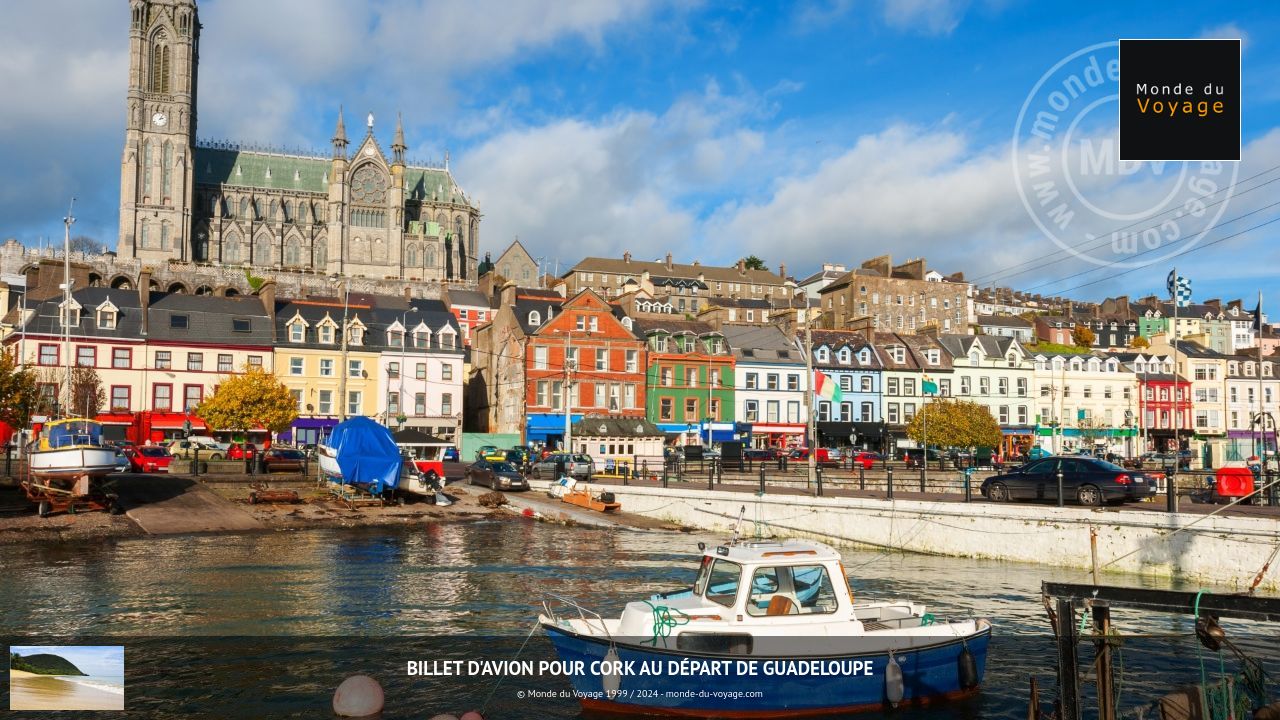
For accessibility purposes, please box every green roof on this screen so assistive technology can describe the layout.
[195,147,329,194]
[402,166,460,203]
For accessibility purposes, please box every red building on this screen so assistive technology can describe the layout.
[1138,372,1192,452]
[443,288,492,348]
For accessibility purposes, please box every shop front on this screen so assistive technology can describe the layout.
[1000,426,1036,459]
[525,413,583,449]
[748,422,806,450]
[281,418,338,447]
[815,421,885,452]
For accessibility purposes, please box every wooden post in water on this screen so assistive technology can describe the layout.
[1094,603,1115,720]
[1054,597,1080,720]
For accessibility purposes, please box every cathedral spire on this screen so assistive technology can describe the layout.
[332,106,348,159]
[392,112,406,165]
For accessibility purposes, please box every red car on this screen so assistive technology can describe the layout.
[126,445,174,473]
[788,447,843,468]
[850,451,879,470]
[227,443,258,460]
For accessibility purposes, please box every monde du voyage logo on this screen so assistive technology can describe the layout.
[1120,38,1241,162]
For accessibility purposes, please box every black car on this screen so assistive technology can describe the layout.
[465,460,530,491]
[743,448,779,462]
[981,456,1158,506]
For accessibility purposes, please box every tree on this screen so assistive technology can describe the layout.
[1071,324,1096,348]
[194,366,298,435]
[69,235,107,255]
[0,348,39,429]
[70,365,105,418]
[1129,335,1150,349]
[906,399,1002,451]
[741,255,768,271]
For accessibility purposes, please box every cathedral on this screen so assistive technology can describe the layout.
[116,0,480,283]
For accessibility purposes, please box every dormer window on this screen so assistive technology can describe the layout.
[170,314,188,330]
[289,322,305,343]
[622,317,633,330]
[413,330,430,348]
[969,351,980,365]
[439,330,456,350]
[348,326,364,346]
[528,311,541,326]
[388,328,405,348]
[926,350,939,365]
[838,348,851,364]
[859,349,871,364]
[319,324,334,344]
[890,347,905,363]
[816,347,830,363]
[97,308,117,330]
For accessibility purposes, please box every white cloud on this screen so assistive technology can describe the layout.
[1199,22,1249,49]
[882,0,971,35]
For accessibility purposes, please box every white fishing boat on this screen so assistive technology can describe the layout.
[29,419,120,480]
[316,443,342,480]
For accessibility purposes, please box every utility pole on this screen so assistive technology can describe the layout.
[802,293,816,489]
[562,326,575,453]
[61,198,76,418]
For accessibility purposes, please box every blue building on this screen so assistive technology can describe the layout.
[809,330,884,448]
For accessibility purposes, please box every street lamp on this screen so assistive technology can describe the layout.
[330,275,350,421]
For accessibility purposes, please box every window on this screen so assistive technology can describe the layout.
[1017,406,1028,424]
[442,364,453,381]
[218,354,234,373]
[960,377,971,395]
[624,384,636,409]
[660,397,674,420]
[839,375,852,392]
[110,386,130,410]
[291,389,303,413]
[187,352,203,371]
[997,378,1008,396]
[860,376,872,392]
[319,358,334,377]
[788,374,800,391]
[745,400,759,422]
[710,398,721,420]
[887,403,900,424]
[388,329,404,348]
[348,360,362,378]
[38,344,58,366]
[887,377,900,395]
[76,346,96,367]
[170,315,189,330]
[319,325,333,344]
[745,564,836,616]
[661,367,674,387]
[292,322,309,343]
[904,403,916,421]
[940,379,951,396]
[576,315,585,331]
[536,380,549,407]
[414,393,426,415]
[184,385,202,411]
[1083,386,1093,399]
[998,405,1009,424]
[978,377,990,395]
[347,391,362,416]
[534,347,548,370]
[596,348,607,370]
[232,318,251,333]
[387,361,400,378]
[153,384,172,411]
[861,402,874,422]
[155,350,171,369]
[108,348,129,369]
[685,397,699,421]
[1017,378,1028,397]
[787,401,800,423]
[625,350,638,373]
[767,374,780,391]
[686,368,698,388]
[904,378,916,395]
[97,308,117,330]
[745,373,758,390]
[318,390,333,415]
[387,392,400,415]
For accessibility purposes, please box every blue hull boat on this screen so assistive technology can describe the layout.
[538,539,991,717]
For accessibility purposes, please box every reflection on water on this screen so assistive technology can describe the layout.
[2,520,1277,719]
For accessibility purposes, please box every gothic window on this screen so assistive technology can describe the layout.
[139,220,150,250]
[239,198,249,218]
[435,212,447,231]
[269,200,279,222]
[160,221,171,251]
[143,141,154,200]
[254,235,271,265]
[285,239,301,266]
[283,200,292,223]
[297,201,308,223]
[251,199,261,220]
[224,233,241,263]
[405,243,419,267]
[350,165,388,204]
[314,237,327,267]
[454,217,464,243]
[149,32,170,94]
[162,141,173,200]
[425,244,436,268]
[211,195,221,216]
[194,228,208,261]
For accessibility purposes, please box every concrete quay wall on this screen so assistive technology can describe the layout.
[541,483,1280,591]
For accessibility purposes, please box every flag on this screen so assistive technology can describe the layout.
[814,372,842,404]
[922,376,938,395]
[1253,293,1263,333]
[1166,270,1192,308]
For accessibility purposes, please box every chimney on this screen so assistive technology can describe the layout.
[893,258,926,281]
[778,262,786,279]
[861,255,891,277]
[737,259,746,275]
[665,253,673,270]
[500,281,518,308]
[1204,298,1221,311]
[404,286,412,301]
[255,280,277,342]
[623,251,632,264]
[137,268,151,336]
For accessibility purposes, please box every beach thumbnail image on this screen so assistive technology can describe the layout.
[9,645,125,711]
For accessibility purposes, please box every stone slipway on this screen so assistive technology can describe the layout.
[528,481,1280,591]
[502,490,680,532]
[113,475,264,535]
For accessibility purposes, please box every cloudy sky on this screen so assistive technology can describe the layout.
[2,0,1278,304]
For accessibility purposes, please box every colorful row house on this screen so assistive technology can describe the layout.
[638,319,737,445]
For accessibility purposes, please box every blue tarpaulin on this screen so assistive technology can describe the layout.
[327,417,402,494]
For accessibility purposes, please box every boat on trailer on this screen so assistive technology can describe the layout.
[539,538,990,717]
[29,418,120,480]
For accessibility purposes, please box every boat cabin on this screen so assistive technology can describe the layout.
[38,419,104,450]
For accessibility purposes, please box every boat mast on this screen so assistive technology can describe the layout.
[62,198,76,419]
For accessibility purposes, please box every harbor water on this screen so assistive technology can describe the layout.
[2,519,1276,718]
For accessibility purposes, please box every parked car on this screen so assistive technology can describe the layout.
[187,435,229,453]
[980,456,1158,506]
[476,445,506,462]
[226,443,260,461]
[465,460,530,491]
[850,451,879,470]
[112,448,130,473]
[787,447,842,467]
[260,448,306,473]
[505,448,532,469]
[167,439,226,461]
[742,448,779,462]
[1026,446,1053,461]
[902,448,942,468]
[443,447,460,462]
[125,445,174,473]
[531,453,595,480]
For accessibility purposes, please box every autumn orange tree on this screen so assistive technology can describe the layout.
[905,399,1002,451]
[1128,335,1150,349]
[1072,324,1096,348]
[194,365,297,435]
[0,348,39,429]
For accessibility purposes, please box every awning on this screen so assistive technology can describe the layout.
[147,413,209,430]
[750,423,805,435]
[291,418,339,430]
[392,428,451,446]
[526,413,582,433]
[95,412,134,426]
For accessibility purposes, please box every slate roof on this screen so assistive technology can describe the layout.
[720,325,802,365]
[444,288,491,309]
[147,293,273,346]
[196,148,330,194]
[275,295,460,353]
[1169,340,1229,359]
[571,415,665,438]
[566,257,788,286]
[871,332,953,371]
[937,333,1025,360]
[976,314,1034,329]
[808,330,882,369]
[22,288,145,340]
[509,288,565,335]
[632,318,720,337]
[703,296,773,309]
